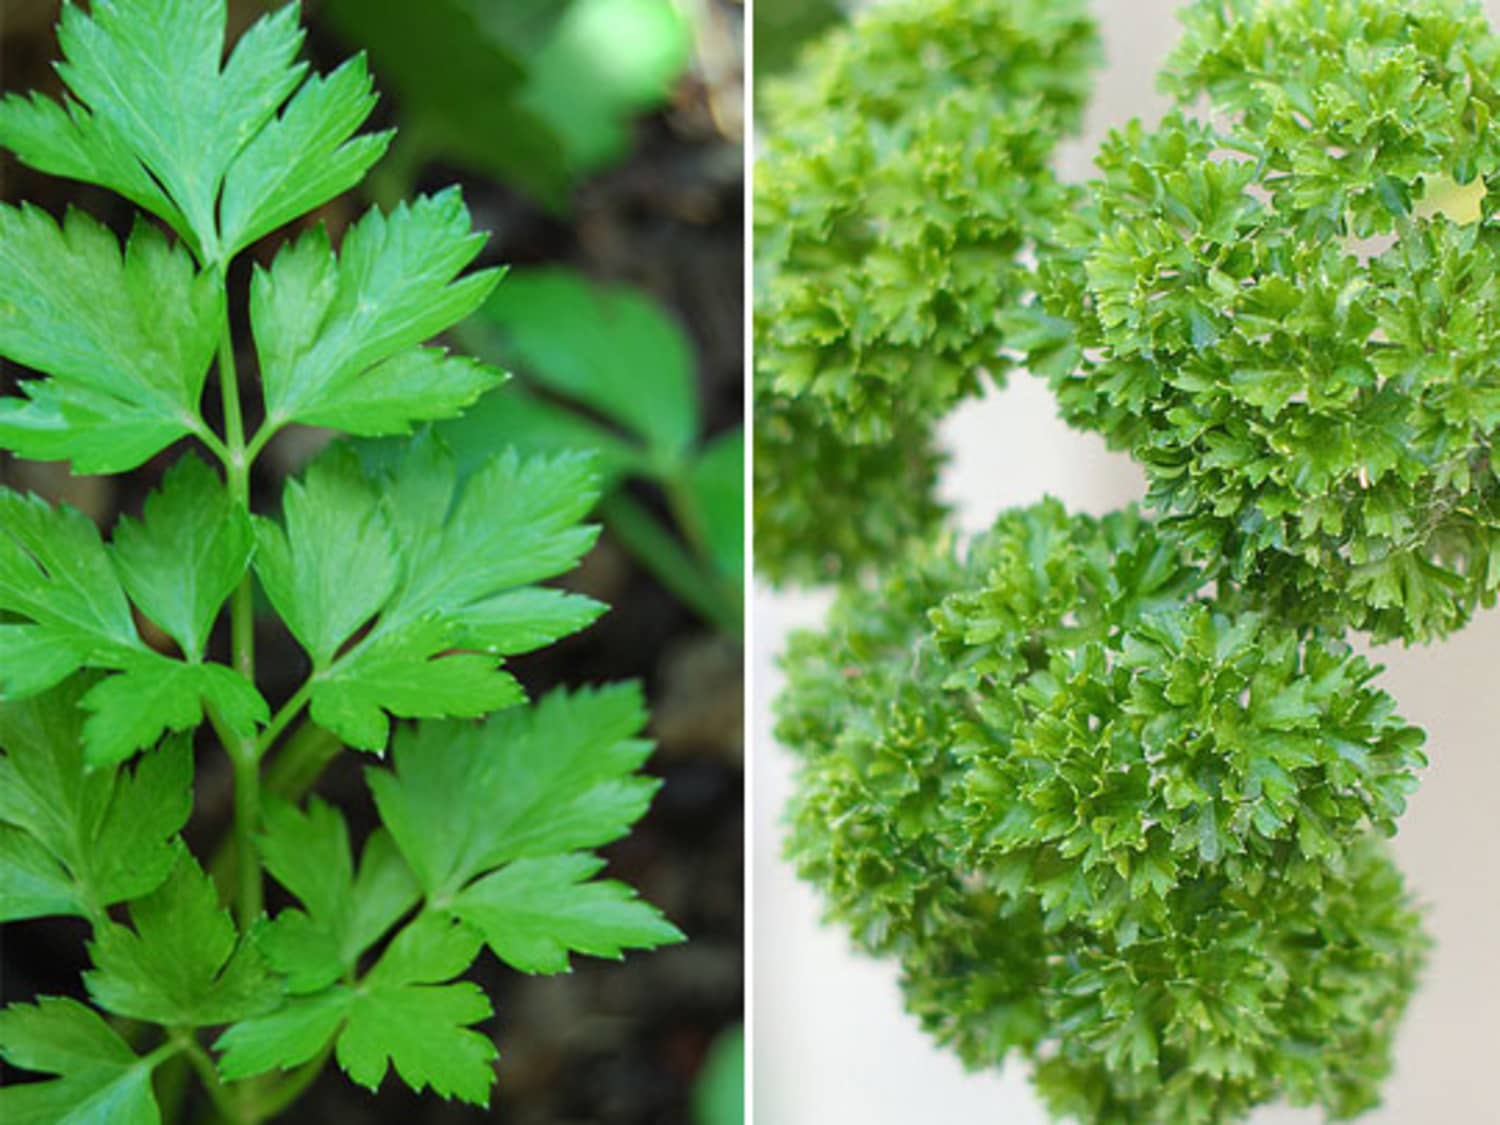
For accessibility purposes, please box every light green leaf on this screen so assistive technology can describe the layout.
[217,915,495,1105]
[251,190,502,437]
[479,269,699,464]
[0,489,265,763]
[368,684,657,897]
[257,798,420,994]
[451,852,684,974]
[0,997,161,1125]
[78,657,266,769]
[0,208,219,473]
[85,853,276,1028]
[253,449,398,668]
[688,427,745,583]
[416,380,645,487]
[0,91,188,239]
[278,437,601,751]
[54,0,307,253]
[0,678,191,922]
[291,348,505,437]
[109,455,253,660]
[0,825,78,922]
[220,54,392,256]
[309,621,526,753]
[458,588,608,656]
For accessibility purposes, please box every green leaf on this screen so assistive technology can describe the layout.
[517,0,693,175]
[0,679,192,922]
[108,455,252,660]
[253,448,398,668]
[77,657,267,769]
[292,348,506,438]
[53,0,307,254]
[256,798,420,994]
[688,427,745,582]
[419,381,645,488]
[0,208,219,473]
[0,489,139,690]
[451,853,684,973]
[692,1025,745,1125]
[320,0,571,207]
[266,437,601,751]
[368,684,659,896]
[0,997,162,1125]
[478,269,699,466]
[85,852,276,1027]
[219,54,392,256]
[251,190,503,438]
[0,91,188,240]
[0,490,264,764]
[217,915,496,1106]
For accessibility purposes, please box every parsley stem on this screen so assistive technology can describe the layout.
[250,1042,335,1120]
[175,1030,252,1124]
[264,719,343,803]
[256,682,313,758]
[229,744,263,922]
[214,267,263,927]
[600,491,742,637]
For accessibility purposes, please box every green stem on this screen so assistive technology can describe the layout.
[264,719,343,803]
[663,471,715,566]
[175,1031,250,1125]
[229,743,262,924]
[599,492,742,637]
[248,1043,335,1120]
[255,682,312,758]
[214,270,263,926]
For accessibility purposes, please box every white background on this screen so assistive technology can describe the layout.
[751,2,1500,1120]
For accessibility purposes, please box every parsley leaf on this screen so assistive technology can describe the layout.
[476,269,699,465]
[0,209,219,473]
[52,0,307,256]
[0,484,267,765]
[0,92,190,243]
[451,853,684,974]
[367,685,684,970]
[258,438,602,750]
[369,684,660,896]
[219,55,393,257]
[109,454,253,661]
[250,190,503,440]
[0,678,191,923]
[253,449,398,670]
[0,996,162,1125]
[85,853,276,1028]
[217,915,497,1106]
[255,797,420,994]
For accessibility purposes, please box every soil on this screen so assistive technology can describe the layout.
[0,2,745,1122]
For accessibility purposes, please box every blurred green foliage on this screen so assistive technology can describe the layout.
[320,0,693,208]
[431,271,744,636]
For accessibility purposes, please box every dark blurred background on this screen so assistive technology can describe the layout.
[0,1,744,1122]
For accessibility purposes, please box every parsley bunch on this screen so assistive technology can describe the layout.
[777,503,1428,1123]
[0,1,682,1120]
[1033,0,1500,642]
[752,0,1099,583]
[760,0,1485,1120]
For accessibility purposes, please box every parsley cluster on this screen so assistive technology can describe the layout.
[763,0,1482,1120]
[0,1,681,1119]
[778,503,1428,1122]
[1033,0,1500,642]
[752,0,1099,582]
